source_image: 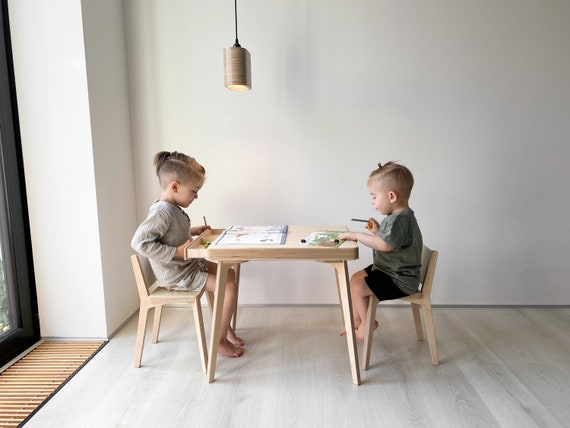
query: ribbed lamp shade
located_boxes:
[224,46,251,91]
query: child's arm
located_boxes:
[338,231,393,252]
[175,224,211,259]
[338,218,393,252]
[190,224,211,236]
[132,209,188,261]
[174,240,191,259]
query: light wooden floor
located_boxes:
[24,306,570,428]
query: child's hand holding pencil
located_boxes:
[351,218,374,231]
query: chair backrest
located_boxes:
[418,245,438,298]
[131,254,159,299]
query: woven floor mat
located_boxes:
[0,340,106,427]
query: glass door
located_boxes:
[1,246,11,335]
[0,0,40,367]
[1,248,9,334]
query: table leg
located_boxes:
[231,263,241,330]
[207,261,230,383]
[330,261,361,385]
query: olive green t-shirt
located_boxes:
[372,208,423,294]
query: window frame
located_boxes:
[0,0,40,367]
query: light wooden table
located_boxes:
[185,225,361,385]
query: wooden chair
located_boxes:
[131,254,208,372]
[362,245,439,369]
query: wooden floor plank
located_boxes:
[15,307,570,428]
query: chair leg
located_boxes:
[411,303,423,341]
[151,305,163,344]
[191,298,208,373]
[362,295,379,370]
[422,303,439,366]
[134,306,150,368]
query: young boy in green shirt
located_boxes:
[339,161,423,341]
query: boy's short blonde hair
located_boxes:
[154,151,205,188]
[368,161,414,200]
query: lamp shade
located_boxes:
[224,46,251,91]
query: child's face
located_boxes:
[368,180,396,216]
[174,178,204,208]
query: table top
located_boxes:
[185,225,359,262]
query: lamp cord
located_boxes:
[234,0,241,48]
[233,0,241,47]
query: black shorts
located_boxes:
[364,265,409,301]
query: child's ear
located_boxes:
[170,180,180,193]
[388,190,398,203]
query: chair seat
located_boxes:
[149,286,202,302]
[400,292,423,302]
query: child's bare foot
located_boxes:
[218,339,244,358]
[227,327,244,347]
[355,324,367,342]
[339,322,360,337]
[339,320,378,338]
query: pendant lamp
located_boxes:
[224,0,251,91]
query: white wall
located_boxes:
[9,0,139,338]
[125,0,570,305]
[7,0,570,340]
[81,0,139,334]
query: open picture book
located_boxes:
[213,225,288,245]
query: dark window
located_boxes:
[0,0,40,367]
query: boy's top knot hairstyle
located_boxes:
[369,161,415,200]
[154,151,206,188]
